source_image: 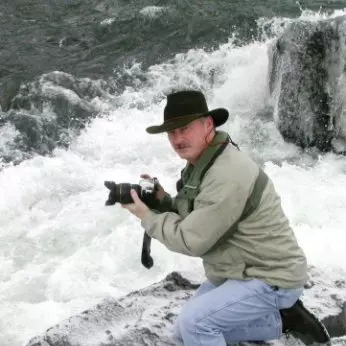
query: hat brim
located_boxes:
[146,108,229,134]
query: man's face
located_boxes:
[167,116,214,165]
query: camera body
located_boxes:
[104,177,159,269]
[104,177,159,208]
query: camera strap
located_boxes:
[177,131,230,212]
[177,131,268,248]
[208,167,268,252]
[176,130,268,232]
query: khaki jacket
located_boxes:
[141,133,308,288]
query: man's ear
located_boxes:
[206,115,215,130]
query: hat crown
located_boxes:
[145,89,228,134]
[164,90,209,121]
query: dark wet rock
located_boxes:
[322,303,346,338]
[26,271,198,346]
[25,270,346,346]
[0,71,110,165]
[304,280,315,290]
[335,280,346,289]
[268,15,346,154]
[0,76,22,112]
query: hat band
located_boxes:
[163,112,206,124]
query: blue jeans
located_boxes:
[174,278,303,346]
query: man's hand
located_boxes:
[140,174,166,200]
[121,189,149,220]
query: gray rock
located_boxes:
[323,303,346,338]
[26,272,199,346]
[268,15,346,154]
[0,76,22,112]
[0,71,107,164]
[25,270,346,346]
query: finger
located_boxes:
[130,189,141,203]
[121,203,135,212]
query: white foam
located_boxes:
[1,10,346,346]
[139,6,168,19]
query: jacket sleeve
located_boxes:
[141,175,251,257]
[151,193,178,213]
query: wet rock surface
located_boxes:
[268,15,346,154]
[26,270,346,346]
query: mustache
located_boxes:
[174,143,189,150]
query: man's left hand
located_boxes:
[121,189,149,220]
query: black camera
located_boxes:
[104,177,159,270]
[104,177,159,208]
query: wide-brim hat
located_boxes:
[146,90,229,134]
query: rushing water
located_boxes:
[1,1,346,345]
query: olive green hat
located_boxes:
[146,90,229,134]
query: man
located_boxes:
[122,90,330,345]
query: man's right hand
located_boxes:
[140,174,166,201]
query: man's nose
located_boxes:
[170,130,183,144]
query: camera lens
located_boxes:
[117,183,141,204]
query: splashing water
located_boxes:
[1,10,346,346]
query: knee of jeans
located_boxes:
[179,304,201,334]
[277,287,304,309]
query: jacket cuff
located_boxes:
[160,193,173,210]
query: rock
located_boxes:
[0,76,22,112]
[268,15,346,154]
[0,71,107,164]
[25,270,346,346]
[322,303,346,338]
[26,271,199,346]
